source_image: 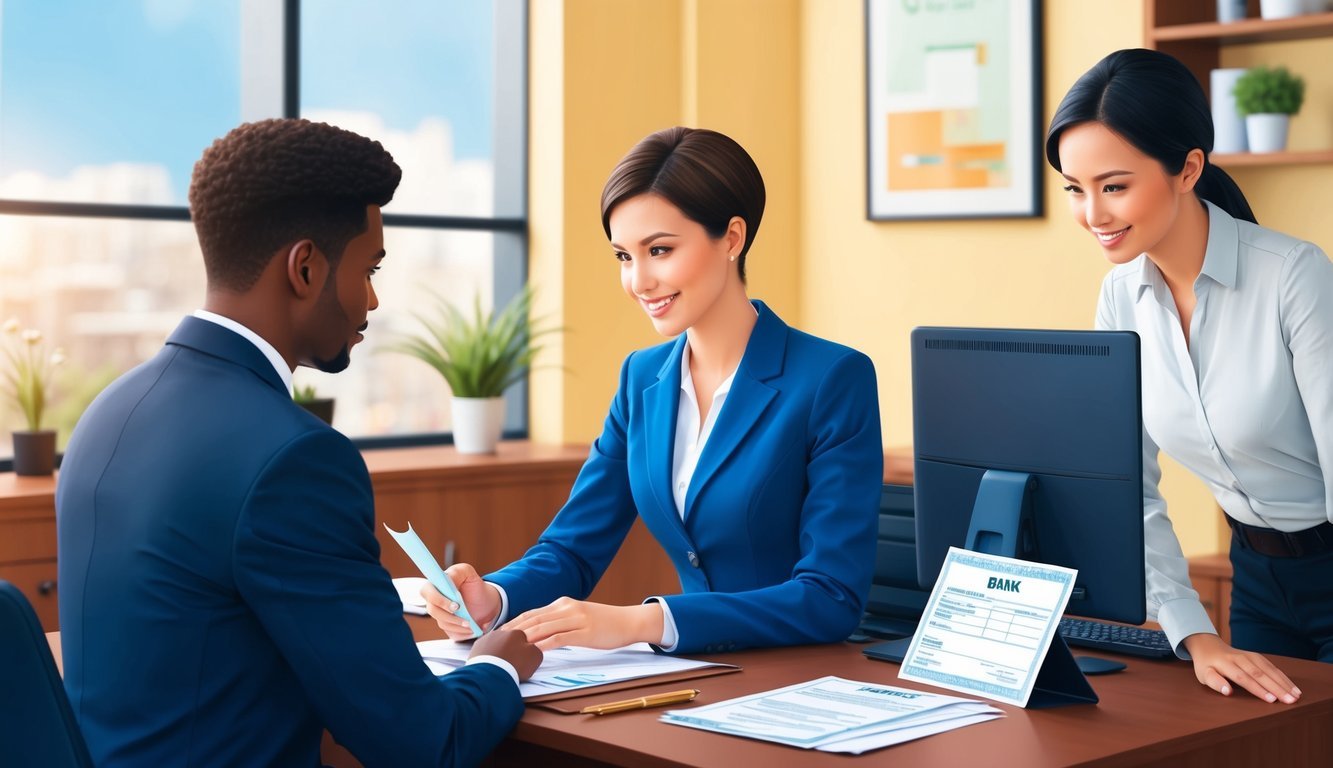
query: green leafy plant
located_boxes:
[1232,66,1305,116]
[293,383,320,403]
[1,318,64,432]
[390,286,554,398]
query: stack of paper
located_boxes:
[418,640,737,700]
[660,676,1001,754]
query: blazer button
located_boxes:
[687,551,700,568]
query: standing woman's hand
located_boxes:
[1182,633,1302,703]
[420,562,502,639]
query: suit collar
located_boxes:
[166,316,290,396]
[644,300,790,526]
[653,300,785,383]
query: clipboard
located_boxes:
[527,664,741,713]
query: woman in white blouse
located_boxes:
[1047,48,1332,703]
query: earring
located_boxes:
[729,255,736,262]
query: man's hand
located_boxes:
[470,629,543,681]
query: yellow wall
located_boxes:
[534,0,1333,557]
[529,0,800,445]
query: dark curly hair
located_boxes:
[600,127,765,283]
[188,118,402,291]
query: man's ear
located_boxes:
[285,240,326,299]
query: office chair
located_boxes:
[0,580,94,768]
[850,484,928,642]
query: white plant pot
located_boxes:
[1245,113,1291,153]
[451,396,505,454]
[1260,0,1306,18]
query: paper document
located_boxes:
[898,547,1077,707]
[659,676,1001,753]
[418,640,736,699]
[384,523,482,636]
[392,577,430,616]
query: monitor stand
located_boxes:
[967,469,1097,708]
[864,470,1099,708]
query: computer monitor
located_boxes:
[911,327,1145,624]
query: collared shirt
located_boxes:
[1096,200,1333,652]
[671,342,739,520]
[192,310,294,397]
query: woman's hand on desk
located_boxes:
[421,563,502,640]
[1183,633,1302,704]
[504,597,665,651]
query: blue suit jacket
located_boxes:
[490,301,882,653]
[56,317,522,768]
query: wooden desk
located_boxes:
[485,643,1333,768]
[50,619,1333,768]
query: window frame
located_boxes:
[0,0,530,471]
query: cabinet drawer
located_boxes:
[0,560,59,631]
[0,516,57,562]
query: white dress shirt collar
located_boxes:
[192,309,294,396]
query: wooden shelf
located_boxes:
[1212,148,1333,166]
[1151,12,1333,45]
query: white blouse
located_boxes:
[1095,200,1333,653]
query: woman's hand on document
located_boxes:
[421,563,502,640]
[503,597,665,651]
[1182,633,1302,704]
[470,629,544,681]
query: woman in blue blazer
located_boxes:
[426,127,883,654]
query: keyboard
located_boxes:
[1059,617,1175,658]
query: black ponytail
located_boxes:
[1045,48,1258,225]
[1196,164,1256,224]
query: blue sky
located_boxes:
[0,0,494,204]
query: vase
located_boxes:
[1210,68,1249,153]
[451,397,505,454]
[1245,113,1291,152]
[297,398,336,426]
[11,429,57,476]
[1260,0,1306,18]
[1217,0,1246,22]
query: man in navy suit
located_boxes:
[56,119,541,767]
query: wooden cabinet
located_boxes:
[0,474,60,630]
[1188,553,1234,642]
[1145,0,1333,167]
[363,442,680,606]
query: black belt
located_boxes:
[1226,515,1333,559]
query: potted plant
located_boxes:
[390,286,552,454]
[293,382,335,426]
[1233,66,1306,153]
[1,318,64,475]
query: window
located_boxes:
[0,1,528,465]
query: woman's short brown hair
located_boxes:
[600,127,765,282]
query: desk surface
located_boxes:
[48,627,1333,767]
[493,642,1333,768]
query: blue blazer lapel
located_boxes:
[683,301,786,520]
[166,316,289,396]
[642,334,689,533]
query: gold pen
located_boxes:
[579,688,701,715]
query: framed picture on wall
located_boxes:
[865,0,1043,221]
